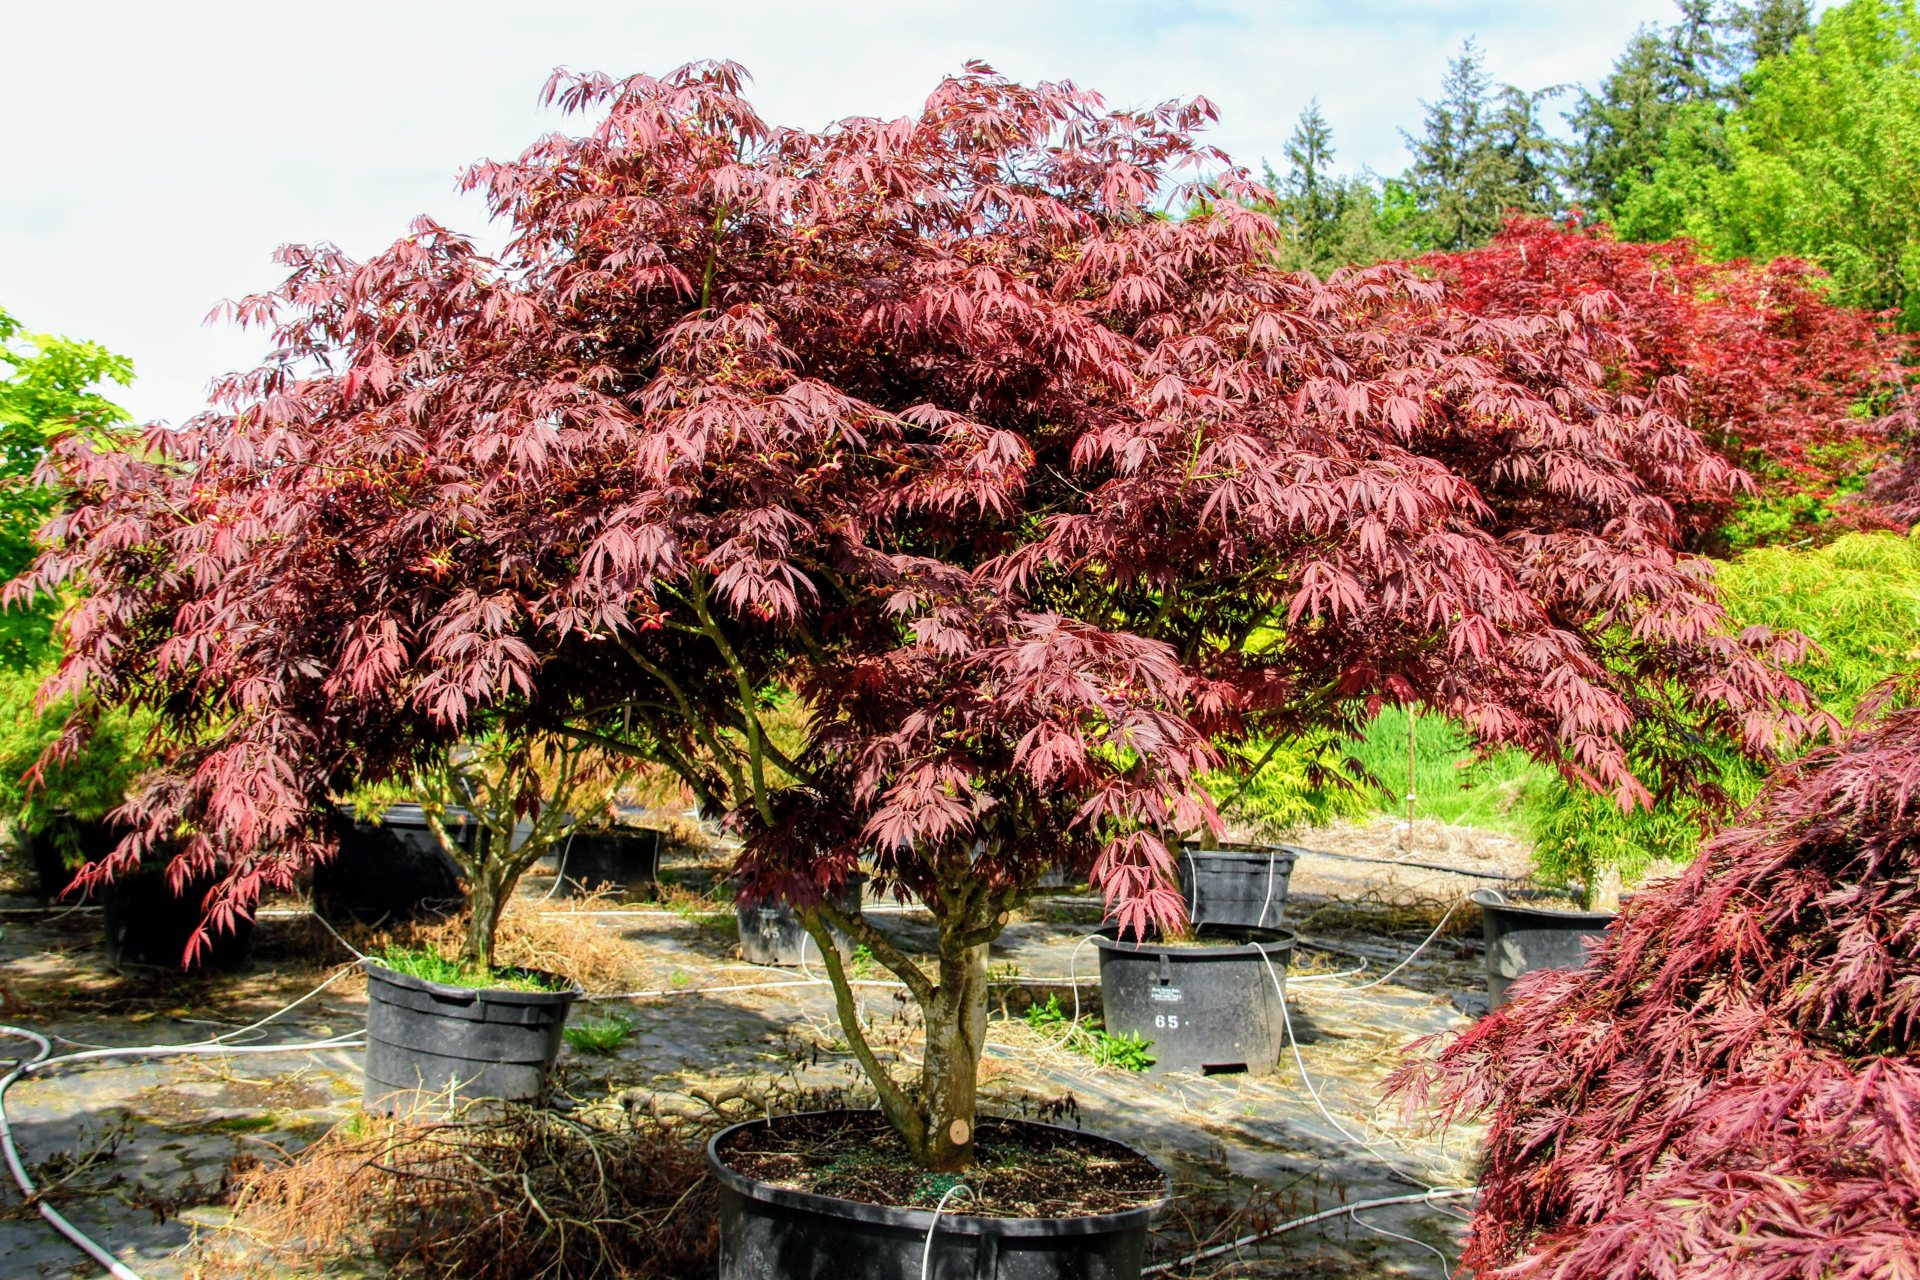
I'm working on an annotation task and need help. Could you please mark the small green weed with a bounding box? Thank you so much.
[564,1012,638,1055]
[1021,995,1154,1072]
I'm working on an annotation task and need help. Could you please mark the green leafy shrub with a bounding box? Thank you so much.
[1210,731,1370,833]
[0,308,140,864]
[1529,530,1920,903]
[0,662,148,834]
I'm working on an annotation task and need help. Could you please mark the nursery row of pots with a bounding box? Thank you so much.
[359,843,1616,1278]
[24,808,668,976]
[22,829,1616,1279]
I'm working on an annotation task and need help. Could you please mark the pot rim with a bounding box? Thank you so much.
[1469,888,1617,926]
[361,957,584,1005]
[1175,841,1302,862]
[1090,924,1296,958]
[705,1109,1170,1237]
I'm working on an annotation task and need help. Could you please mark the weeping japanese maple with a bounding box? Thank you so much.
[1397,696,1920,1277]
[25,62,1820,1172]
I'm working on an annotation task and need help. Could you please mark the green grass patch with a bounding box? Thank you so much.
[564,1011,638,1055]
[1022,995,1154,1071]
[367,945,571,993]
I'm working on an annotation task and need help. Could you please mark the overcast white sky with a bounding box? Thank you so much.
[5,0,1717,426]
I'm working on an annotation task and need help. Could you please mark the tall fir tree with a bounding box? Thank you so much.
[1401,41,1561,251]
[1568,20,1717,214]
[1259,102,1414,273]
[1576,0,1813,222]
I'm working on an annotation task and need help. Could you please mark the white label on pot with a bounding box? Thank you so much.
[1149,986,1183,1003]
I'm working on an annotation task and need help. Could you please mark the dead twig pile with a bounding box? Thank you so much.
[200,1102,718,1280]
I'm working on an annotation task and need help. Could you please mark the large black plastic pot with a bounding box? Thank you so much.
[21,816,118,900]
[313,805,472,925]
[1176,844,1299,930]
[101,865,255,976]
[361,959,581,1113]
[708,1112,1168,1280]
[1093,925,1295,1075]
[1471,889,1616,1008]
[545,825,663,900]
[736,875,867,967]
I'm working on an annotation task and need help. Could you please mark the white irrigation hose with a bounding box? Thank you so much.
[538,830,580,902]
[0,951,369,1280]
[920,1182,976,1280]
[0,1027,367,1280]
[1258,944,1466,1192]
[0,1026,137,1280]
[1290,895,1468,996]
[1349,1197,1454,1279]
[1140,1186,1477,1277]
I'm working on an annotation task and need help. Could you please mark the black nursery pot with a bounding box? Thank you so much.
[1093,925,1296,1075]
[545,825,663,900]
[361,959,581,1113]
[707,1112,1169,1280]
[22,816,118,901]
[313,804,472,925]
[736,875,867,967]
[1470,888,1616,1008]
[1175,844,1299,930]
[101,864,255,976]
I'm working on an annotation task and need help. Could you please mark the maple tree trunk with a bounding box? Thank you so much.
[803,895,1000,1172]
[465,861,509,971]
[916,939,990,1172]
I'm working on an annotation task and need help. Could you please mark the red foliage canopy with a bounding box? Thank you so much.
[1424,217,1917,545]
[22,63,1820,950]
[1400,699,1920,1278]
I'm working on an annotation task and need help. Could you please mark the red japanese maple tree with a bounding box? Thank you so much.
[1424,216,1917,547]
[24,63,1820,1170]
[1399,694,1920,1277]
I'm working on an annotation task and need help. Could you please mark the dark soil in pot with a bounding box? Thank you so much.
[1175,843,1299,930]
[544,825,663,900]
[313,805,470,925]
[1093,925,1296,1075]
[1471,888,1616,1008]
[101,864,255,976]
[736,874,866,967]
[361,959,581,1113]
[708,1110,1168,1280]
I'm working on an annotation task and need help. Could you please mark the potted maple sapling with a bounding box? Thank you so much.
[23,63,1827,1279]
[356,731,607,1112]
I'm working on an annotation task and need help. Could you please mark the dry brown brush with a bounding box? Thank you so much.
[201,1103,718,1280]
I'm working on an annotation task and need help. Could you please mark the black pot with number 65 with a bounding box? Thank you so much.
[1092,925,1297,1075]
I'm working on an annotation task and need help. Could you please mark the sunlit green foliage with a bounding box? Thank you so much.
[1624,0,1920,324]
[1529,531,1920,901]
[0,308,139,845]
[1210,730,1370,833]
[1341,707,1546,835]
[1217,709,1546,838]
[0,307,132,667]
